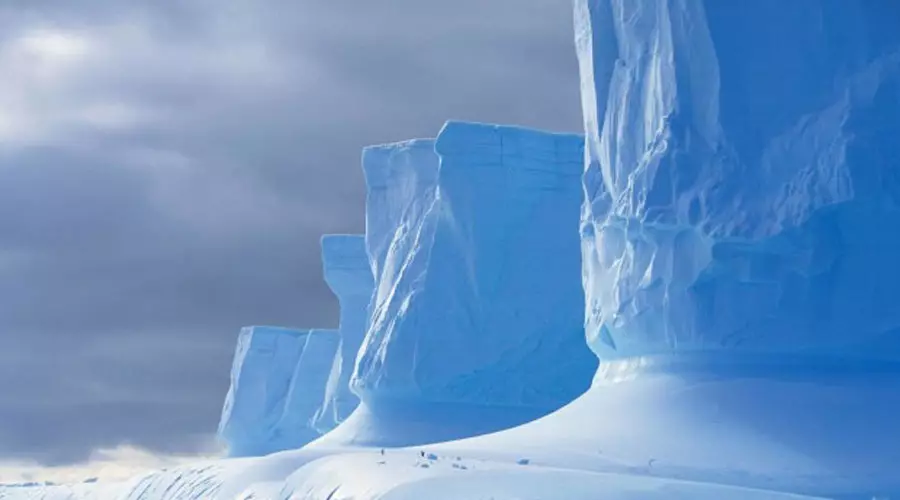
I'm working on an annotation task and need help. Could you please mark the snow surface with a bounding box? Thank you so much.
[5,0,900,498]
[218,327,340,457]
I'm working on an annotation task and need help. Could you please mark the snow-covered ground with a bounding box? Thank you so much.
[8,354,899,498]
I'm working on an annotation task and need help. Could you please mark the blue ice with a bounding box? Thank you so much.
[576,0,900,359]
[313,234,374,432]
[276,329,340,445]
[334,122,598,446]
[218,326,337,457]
[17,0,897,497]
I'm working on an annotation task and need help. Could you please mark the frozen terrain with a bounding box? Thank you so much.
[577,0,900,358]
[334,121,597,447]
[5,0,900,498]
[218,326,314,457]
[276,330,340,447]
[314,235,373,433]
[217,327,341,457]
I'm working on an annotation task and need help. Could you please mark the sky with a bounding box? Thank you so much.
[0,0,583,480]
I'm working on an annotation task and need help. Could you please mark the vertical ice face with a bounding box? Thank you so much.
[576,0,900,359]
[314,235,374,432]
[275,329,340,448]
[362,139,439,285]
[218,326,309,457]
[352,121,597,412]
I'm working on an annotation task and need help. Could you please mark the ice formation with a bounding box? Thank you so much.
[362,138,439,286]
[218,236,372,454]
[275,329,340,446]
[5,0,900,498]
[576,0,900,358]
[334,122,597,445]
[218,326,337,457]
[314,234,374,432]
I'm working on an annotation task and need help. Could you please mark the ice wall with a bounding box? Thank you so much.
[576,0,900,359]
[352,122,597,415]
[275,329,340,447]
[314,235,373,432]
[218,326,310,457]
[362,139,439,285]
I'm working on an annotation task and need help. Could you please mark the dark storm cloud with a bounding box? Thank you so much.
[0,0,582,465]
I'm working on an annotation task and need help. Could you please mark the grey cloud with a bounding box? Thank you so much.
[0,0,582,465]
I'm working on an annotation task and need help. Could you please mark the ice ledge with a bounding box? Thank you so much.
[592,352,900,387]
[362,139,438,190]
[321,234,371,272]
[321,234,372,296]
[435,121,584,173]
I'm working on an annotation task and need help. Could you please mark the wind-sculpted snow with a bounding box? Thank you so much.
[314,235,374,432]
[576,0,900,359]
[345,122,597,444]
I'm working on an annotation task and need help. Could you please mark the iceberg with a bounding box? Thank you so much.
[361,138,439,286]
[6,0,900,498]
[219,236,373,454]
[218,326,323,457]
[328,122,597,446]
[275,329,340,447]
[313,234,374,432]
[576,0,900,358]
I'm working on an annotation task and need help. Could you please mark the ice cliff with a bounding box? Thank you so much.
[276,329,340,445]
[218,327,338,457]
[218,236,372,456]
[8,1,900,497]
[314,234,373,432]
[362,138,439,287]
[576,0,900,359]
[330,122,597,445]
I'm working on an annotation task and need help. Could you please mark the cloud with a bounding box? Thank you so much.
[0,445,221,484]
[0,0,582,466]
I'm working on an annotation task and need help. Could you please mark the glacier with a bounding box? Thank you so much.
[313,234,374,433]
[275,329,340,447]
[325,122,597,446]
[218,326,336,457]
[217,235,372,457]
[5,0,900,498]
[576,0,900,358]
